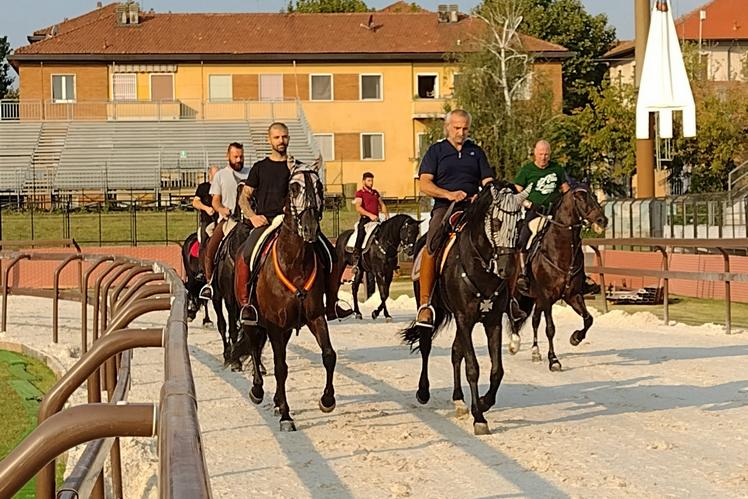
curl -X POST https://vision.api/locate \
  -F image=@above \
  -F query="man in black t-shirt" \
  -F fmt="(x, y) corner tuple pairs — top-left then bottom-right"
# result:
(192, 165), (219, 270)
(234, 122), (352, 325)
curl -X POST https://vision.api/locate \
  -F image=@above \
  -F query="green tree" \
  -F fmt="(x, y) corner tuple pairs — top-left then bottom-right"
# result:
(508, 0), (617, 112)
(0, 36), (15, 98)
(286, 0), (369, 12)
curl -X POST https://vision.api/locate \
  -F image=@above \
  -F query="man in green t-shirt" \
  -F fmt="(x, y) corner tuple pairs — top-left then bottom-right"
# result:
(513, 140), (570, 293)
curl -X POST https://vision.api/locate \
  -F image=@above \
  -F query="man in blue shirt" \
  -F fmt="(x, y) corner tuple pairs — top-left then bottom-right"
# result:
(415, 109), (494, 328)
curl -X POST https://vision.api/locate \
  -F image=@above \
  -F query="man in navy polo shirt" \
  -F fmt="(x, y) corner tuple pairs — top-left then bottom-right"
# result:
(351, 171), (388, 274)
(415, 109), (495, 328)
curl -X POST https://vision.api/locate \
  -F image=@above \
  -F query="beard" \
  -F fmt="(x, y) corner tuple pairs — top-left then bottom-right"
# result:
(229, 159), (243, 170)
(272, 143), (287, 155)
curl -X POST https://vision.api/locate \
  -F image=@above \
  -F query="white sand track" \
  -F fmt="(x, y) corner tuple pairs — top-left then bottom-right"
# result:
(2, 295), (747, 498)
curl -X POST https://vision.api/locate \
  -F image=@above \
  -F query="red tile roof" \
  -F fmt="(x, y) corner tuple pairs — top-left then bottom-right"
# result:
(32, 2), (118, 37)
(379, 1), (429, 13)
(675, 0), (748, 40)
(11, 7), (568, 62)
(602, 40), (635, 59)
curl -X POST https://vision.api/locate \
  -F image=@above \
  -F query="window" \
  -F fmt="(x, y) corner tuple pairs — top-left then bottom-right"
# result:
(360, 74), (382, 100)
(113, 73), (136, 101)
(209, 75), (233, 101)
(452, 72), (462, 95)
(310, 74), (333, 101)
(416, 133), (429, 159)
(361, 133), (384, 160)
(150, 74), (174, 101)
(417, 74), (438, 99)
(259, 74), (284, 101)
(314, 133), (335, 161)
(516, 72), (533, 101)
(52, 75), (75, 102)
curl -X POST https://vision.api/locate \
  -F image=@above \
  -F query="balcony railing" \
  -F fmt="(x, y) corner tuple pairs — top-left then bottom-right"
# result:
(0, 99), (300, 122)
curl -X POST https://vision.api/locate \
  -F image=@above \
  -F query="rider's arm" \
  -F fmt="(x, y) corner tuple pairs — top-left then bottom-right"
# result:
(420, 173), (463, 201)
(481, 177), (494, 186)
(560, 182), (570, 193)
(354, 198), (377, 220)
(212, 194), (230, 219)
(378, 197), (389, 219)
(238, 184), (256, 220)
(192, 196), (210, 212)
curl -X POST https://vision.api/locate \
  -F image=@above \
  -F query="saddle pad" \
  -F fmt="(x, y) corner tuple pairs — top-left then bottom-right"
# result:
(249, 215), (284, 272)
(345, 221), (379, 251)
(411, 247), (424, 281)
(189, 240), (200, 258)
(448, 210), (465, 230)
(526, 216), (549, 251)
(411, 234), (458, 282)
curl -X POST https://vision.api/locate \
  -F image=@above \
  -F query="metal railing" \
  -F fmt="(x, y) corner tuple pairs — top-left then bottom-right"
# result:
(584, 237), (748, 334)
(0, 248), (211, 497)
(729, 160), (748, 201)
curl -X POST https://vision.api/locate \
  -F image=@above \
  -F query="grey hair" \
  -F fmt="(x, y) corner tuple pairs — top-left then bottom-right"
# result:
(534, 140), (551, 152)
(444, 109), (472, 130)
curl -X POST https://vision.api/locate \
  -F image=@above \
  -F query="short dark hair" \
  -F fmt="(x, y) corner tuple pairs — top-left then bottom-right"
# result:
(227, 142), (243, 152)
(268, 122), (289, 135)
(362, 172), (374, 180)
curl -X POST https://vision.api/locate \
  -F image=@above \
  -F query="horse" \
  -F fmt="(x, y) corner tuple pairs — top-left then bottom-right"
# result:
(180, 232), (213, 327)
(401, 181), (528, 435)
(511, 185), (608, 372)
(333, 214), (421, 321)
(229, 163), (337, 432)
(210, 220), (252, 371)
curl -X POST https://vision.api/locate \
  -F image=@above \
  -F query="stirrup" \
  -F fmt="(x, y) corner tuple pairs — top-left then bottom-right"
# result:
(415, 304), (435, 329)
(327, 300), (353, 321)
(509, 298), (527, 322)
(240, 304), (259, 326)
(199, 283), (213, 301)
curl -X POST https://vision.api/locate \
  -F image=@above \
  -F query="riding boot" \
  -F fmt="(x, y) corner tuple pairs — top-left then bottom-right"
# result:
(200, 221), (224, 300)
(234, 253), (257, 325)
(416, 250), (436, 328)
(325, 270), (353, 321)
(516, 252), (531, 296)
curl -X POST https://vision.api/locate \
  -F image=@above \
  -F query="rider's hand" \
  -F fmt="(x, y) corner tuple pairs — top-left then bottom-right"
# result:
(206, 207), (215, 216)
(447, 190), (468, 202)
(219, 207), (231, 219)
(522, 199), (533, 210)
(369, 214), (379, 222)
(250, 214), (268, 227)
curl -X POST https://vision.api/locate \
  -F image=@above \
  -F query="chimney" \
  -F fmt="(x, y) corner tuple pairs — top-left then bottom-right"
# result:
(116, 2), (140, 26)
(437, 4), (460, 23)
(448, 4), (459, 23)
(96, 1), (102, 8)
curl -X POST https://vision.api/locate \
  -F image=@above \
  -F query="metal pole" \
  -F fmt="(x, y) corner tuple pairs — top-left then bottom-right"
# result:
(718, 248), (732, 334)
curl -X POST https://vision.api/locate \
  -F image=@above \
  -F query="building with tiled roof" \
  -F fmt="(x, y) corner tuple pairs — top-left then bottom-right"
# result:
(7, 2), (570, 197)
(602, 0), (747, 84)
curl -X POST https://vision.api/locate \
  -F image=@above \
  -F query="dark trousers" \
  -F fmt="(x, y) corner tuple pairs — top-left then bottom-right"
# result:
(353, 217), (368, 256)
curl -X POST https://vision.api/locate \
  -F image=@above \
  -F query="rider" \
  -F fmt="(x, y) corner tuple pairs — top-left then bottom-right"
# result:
(192, 165), (220, 271)
(415, 109), (495, 328)
(350, 172), (388, 276)
(234, 122), (353, 324)
(199, 143), (250, 301)
(513, 140), (570, 294)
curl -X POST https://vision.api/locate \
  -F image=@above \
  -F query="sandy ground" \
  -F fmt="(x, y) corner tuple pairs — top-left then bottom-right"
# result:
(2, 294), (748, 498)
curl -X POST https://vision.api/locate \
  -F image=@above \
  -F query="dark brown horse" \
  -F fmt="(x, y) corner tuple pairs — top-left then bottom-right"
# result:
(180, 232), (213, 326)
(511, 185), (608, 371)
(230, 163), (336, 432)
(401, 181), (528, 435)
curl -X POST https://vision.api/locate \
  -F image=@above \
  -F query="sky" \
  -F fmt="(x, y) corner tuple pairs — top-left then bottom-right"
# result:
(2, 1), (708, 72)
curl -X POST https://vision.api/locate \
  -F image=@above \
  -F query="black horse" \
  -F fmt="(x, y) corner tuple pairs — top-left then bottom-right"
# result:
(333, 214), (421, 321)
(211, 220), (252, 371)
(511, 185), (608, 371)
(402, 181), (528, 435)
(180, 232), (213, 327)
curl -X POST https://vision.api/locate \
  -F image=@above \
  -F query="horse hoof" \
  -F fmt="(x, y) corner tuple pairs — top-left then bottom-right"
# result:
(319, 397), (336, 413)
(549, 361), (562, 372)
(230, 361), (243, 372)
(415, 389), (430, 405)
(454, 400), (469, 417)
(531, 347), (542, 362)
(279, 420), (297, 432)
(473, 422), (491, 435)
(355, 313), (363, 320)
(203, 320), (213, 328)
(570, 331), (583, 346)
(385, 316), (393, 323)
(249, 387), (264, 404)
(508, 334), (521, 355)
(371, 311), (378, 320)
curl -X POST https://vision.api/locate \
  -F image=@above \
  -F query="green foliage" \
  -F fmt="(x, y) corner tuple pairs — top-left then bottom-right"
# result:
(513, 0), (617, 112)
(286, 0), (369, 12)
(0, 36), (15, 98)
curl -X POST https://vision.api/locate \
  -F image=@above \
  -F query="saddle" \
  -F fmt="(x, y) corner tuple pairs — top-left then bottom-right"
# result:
(189, 239), (200, 259)
(526, 215), (550, 252)
(345, 221), (379, 253)
(411, 210), (467, 282)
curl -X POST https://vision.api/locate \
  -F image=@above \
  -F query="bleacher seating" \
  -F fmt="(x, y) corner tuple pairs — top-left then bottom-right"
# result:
(0, 122), (42, 191)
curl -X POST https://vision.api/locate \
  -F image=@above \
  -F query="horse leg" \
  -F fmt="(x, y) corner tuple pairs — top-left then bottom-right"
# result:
(351, 270), (364, 320)
(270, 329), (295, 431)
(543, 305), (562, 372)
(213, 297), (230, 366)
(415, 327), (432, 405)
(566, 292), (594, 346)
(531, 306), (542, 362)
(451, 337), (468, 417)
(479, 322), (504, 412)
(202, 301), (213, 327)
(307, 316), (337, 412)
(227, 303), (242, 372)
(248, 327), (266, 404)
(371, 273), (387, 321)
(381, 272), (393, 322)
(457, 317), (490, 435)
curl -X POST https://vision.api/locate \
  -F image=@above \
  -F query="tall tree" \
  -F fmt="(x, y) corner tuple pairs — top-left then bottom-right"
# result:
(0, 36), (14, 98)
(506, 0), (617, 112)
(286, 0), (369, 12)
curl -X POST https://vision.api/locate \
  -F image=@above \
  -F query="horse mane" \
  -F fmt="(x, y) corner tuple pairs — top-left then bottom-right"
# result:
(461, 179), (515, 228)
(378, 213), (413, 240)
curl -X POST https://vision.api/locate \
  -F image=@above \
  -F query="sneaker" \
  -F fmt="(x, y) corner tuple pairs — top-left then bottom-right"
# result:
(516, 275), (531, 296)
(326, 300), (353, 321)
(199, 284), (213, 301)
(240, 304), (259, 326)
(415, 304), (434, 329)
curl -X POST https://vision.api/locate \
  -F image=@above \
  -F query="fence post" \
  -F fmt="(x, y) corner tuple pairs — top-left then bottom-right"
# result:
(718, 248), (732, 334)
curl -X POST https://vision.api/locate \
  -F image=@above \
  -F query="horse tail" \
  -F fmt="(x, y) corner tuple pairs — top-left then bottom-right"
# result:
(400, 283), (452, 352)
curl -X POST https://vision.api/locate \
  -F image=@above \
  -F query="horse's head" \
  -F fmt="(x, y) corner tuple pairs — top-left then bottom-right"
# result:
(563, 184), (608, 234)
(287, 161), (324, 243)
(398, 217), (422, 256)
(469, 180), (528, 279)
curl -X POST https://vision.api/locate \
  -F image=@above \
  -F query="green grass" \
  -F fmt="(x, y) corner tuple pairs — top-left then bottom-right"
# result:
(0, 350), (64, 497)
